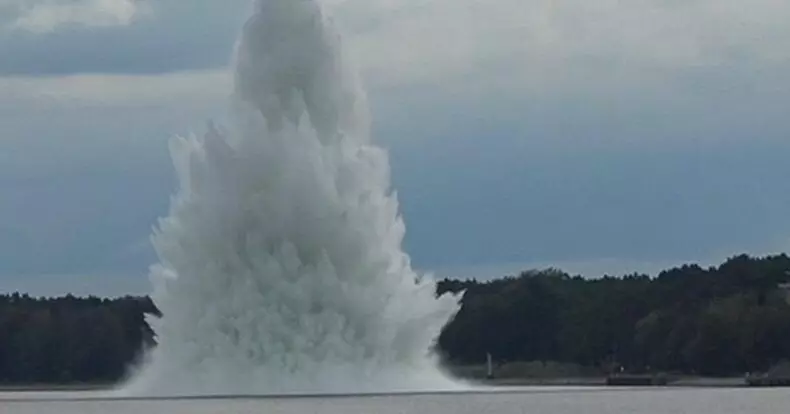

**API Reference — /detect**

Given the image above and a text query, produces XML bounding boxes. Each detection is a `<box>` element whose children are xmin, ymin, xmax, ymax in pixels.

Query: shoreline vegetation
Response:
<box><xmin>0</xmin><ymin>376</ymin><xmax>757</xmax><ymax>392</ymax></box>
<box><xmin>2</xmin><ymin>360</ymin><xmax>788</xmax><ymax>391</ymax></box>
<box><xmin>2</xmin><ymin>254</ymin><xmax>790</xmax><ymax>387</ymax></box>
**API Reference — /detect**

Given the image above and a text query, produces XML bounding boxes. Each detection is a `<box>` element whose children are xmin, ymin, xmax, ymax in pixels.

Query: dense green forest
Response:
<box><xmin>0</xmin><ymin>295</ymin><xmax>157</xmax><ymax>383</ymax></box>
<box><xmin>2</xmin><ymin>254</ymin><xmax>790</xmax><ymax>384</ymax></box>
<box><xmin>438</xmin><ymin>254</ymin><xmax>790</xmax><ymax>376</ymax></box>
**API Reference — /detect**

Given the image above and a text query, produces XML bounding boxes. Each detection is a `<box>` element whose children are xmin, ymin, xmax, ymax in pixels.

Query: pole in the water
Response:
<box><xmin>486</xmin><ymin>353</ymin><xmax>494</xmax><ymax>379</ymax></box>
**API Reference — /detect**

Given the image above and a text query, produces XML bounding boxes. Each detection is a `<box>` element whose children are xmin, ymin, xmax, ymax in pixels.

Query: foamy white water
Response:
<box><xmin>122</xmin><ymin>0</ymin><xmax>462</xmax><ymax>396</ymax></box>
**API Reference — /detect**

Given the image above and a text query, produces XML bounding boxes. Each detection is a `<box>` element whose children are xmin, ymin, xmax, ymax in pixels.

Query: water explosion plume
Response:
<box><xmin>123</xmin><ymin>0</ymin><xmax>462</xmax><ymax>396</ymax></box>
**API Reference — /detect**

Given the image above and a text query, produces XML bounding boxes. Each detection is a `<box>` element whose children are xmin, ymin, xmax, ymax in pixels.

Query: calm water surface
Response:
<box><xmin>1</xmin><ymin>387</ymin><xmax>788</xmax><ymax>413</ymax></box>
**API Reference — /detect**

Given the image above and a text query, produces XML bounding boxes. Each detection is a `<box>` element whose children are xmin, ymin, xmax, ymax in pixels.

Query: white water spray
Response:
<box><xmin>123</xmin><ymin>0</ymin><xmax>462</xmax><ymax>396</ymax></box>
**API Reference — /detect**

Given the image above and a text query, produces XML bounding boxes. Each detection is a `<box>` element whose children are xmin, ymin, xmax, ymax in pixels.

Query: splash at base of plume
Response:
<box><xmin>122</xmin><ymin>0</ymin><xmax>462</xmax><ymax>396</ymax></box>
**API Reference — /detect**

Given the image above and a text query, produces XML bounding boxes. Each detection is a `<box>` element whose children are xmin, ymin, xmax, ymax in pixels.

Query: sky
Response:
<box><xmin>2</xmin><ymin>0</ymin><xmax>790</xmax><ymax>296</ymax></box>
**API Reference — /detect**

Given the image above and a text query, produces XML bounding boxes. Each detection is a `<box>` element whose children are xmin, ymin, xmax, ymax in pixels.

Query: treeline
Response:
<box><xmin>1</xmin><ymin>254</ymin><xmax>790</xmax><ymax>384</ymax></box>
<box><xmin>0</xmin><ymin>295</ymin><xmax>157</xmax><ymax>384</ymax></box>
<box><xmin>437</xmin><ymin>254</ymin><xmax>790</xmax><ymax>376</ymax></box>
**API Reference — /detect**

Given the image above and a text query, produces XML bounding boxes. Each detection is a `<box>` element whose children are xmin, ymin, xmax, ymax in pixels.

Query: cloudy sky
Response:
<box><xmin>2</xmin><ymin>0</ymin><xmax>790</xmax><ymax>296</ymax></box>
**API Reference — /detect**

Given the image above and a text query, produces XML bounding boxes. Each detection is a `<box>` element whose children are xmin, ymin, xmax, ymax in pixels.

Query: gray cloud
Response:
<box><xmin>9</xmin><ymin>0</ymin><xmax>147</xmax><ymax>33</ymax></box>
<box><xmin>0</xmin><ymin>0</ymin><xmax>248</xmax><ymax>75</ymax></box>
<box><xmin>2</xmin><ymin>0</ymin><xmax>789</xmax><ymax>84</ymax></box>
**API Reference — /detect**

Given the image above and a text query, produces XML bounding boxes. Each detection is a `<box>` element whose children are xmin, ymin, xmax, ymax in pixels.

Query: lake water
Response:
<box><xmin>1</xmin><ymin>387</ymin><xmax>788</xmax><ymax>413</ymax></box>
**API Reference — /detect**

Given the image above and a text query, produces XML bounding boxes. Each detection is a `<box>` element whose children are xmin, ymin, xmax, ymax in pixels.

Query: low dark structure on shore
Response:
<box><xmin>606</xmin><ymin>374</ymin><xmax>668</xmax><ymax>386</ymax></box>
<box><xmin>746</xmin><ymin>376</ymin><xmax>790</xmax><ymax>387</ymax></box>
<box><xmin>745</xmin><ymin>361</ymin><xmax>790</xmax><ymax>387</ymax></box>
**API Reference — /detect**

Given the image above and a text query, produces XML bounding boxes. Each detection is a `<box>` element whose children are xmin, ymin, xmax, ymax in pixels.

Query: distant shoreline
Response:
<box><xmin>0</xmin><ymin>377</ymin><xmax>751</xmax><ymax>393</ymax></box>
<box><xmin>481</xmin><ymin>376</ymin><xmax>748</xmax><ymax>387</ymax></box>
<box><xmin>0</xmin><ymin>383</ymin><xmax>112</xmax><ymax>392</ymax></box>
